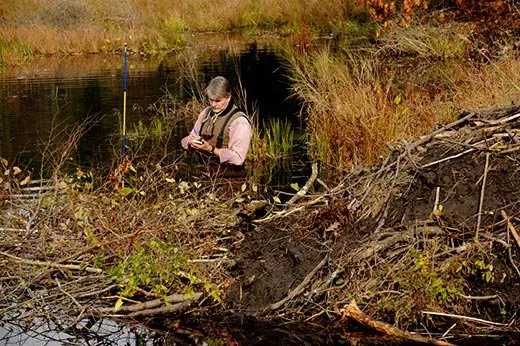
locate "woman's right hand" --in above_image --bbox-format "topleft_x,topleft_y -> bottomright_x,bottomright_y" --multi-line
187,133 -> 202,147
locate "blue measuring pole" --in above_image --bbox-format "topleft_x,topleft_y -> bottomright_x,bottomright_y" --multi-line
122,44 -> 128,160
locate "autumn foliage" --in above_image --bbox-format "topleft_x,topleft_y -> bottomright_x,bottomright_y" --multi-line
357,0 -> 519,27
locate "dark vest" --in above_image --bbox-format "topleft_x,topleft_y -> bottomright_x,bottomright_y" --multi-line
199,102 -> 248,149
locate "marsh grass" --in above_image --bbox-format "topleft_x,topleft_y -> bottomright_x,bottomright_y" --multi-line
289,46 -> 422,166
250,118 -> 295,162
288,31 -> 520,168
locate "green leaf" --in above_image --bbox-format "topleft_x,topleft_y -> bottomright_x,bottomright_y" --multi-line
273,196 -> 281,203
241,183 -> 247,192
290,183 -> 299,191
394,94 -> 402,105
121,186 -> 133,197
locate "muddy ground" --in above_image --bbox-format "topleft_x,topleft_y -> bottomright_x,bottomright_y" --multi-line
224,106 -> 520,336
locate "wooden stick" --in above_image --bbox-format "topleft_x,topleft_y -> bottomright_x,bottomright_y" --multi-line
458,293 -> 498,301
267,256 -> 328,311
476,152 -> 490,239
128,296 -> 201,317
501,210 -> 520,248
0,251 -> 102,273
432,186 -> 440,215
286,162 -> 318,205
422,311 -> 510,327
342,301 -> 455,345
421,148 -> 475,169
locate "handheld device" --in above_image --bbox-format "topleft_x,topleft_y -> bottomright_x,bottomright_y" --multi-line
192,139 -> 203,145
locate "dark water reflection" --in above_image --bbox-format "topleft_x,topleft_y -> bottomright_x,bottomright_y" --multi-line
0,37 -> 302,180
2,316 -> 519,346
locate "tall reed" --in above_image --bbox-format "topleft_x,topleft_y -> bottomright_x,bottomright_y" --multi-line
249,118 -> 294,161
288,46 -> 427,167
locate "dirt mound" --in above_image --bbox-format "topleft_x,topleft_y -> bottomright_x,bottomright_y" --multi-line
227,105 -> 520,334
228,211 -> 330,312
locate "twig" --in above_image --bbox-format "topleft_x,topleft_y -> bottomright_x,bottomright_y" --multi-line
404,111 -> 477,156
501,210 -> 520,248
55,278 -> 82,309
286,162 -> 318,205
374,156 -> 400,232
76,284 -> 119,299
476,153 -> 491,239
421,148 -> 475,169
422,311 -> 510,327
432,186 -> 440,215
485,112 -> 520,126
316,178 -> 331,193
458,293 -> 498,301
501,210 -> 520,278
0,251 -> 102,273
254,196 -> 326,223
267,256 -> 328,311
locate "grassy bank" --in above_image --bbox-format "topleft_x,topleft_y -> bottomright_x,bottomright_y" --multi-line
0,0 -> 369,64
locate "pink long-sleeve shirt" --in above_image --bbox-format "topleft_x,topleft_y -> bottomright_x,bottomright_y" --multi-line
181,108 -> 252,166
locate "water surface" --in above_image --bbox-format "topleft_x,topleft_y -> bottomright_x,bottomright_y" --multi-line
0,36 -> 301,175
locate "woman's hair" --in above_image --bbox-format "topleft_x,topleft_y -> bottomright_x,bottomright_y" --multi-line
205,76 -> 231,100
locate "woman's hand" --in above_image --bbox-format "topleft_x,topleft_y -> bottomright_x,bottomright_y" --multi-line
191,139 -> 213,153
187,133 -> 202,147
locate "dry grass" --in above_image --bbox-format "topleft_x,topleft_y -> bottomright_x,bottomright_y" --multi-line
288,31 -> 520,168
289,46 -> 437,166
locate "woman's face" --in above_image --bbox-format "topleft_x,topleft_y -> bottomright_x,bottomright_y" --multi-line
209,95 -> 231,113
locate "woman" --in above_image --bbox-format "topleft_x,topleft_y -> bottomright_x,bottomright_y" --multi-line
181,76 -> 251,166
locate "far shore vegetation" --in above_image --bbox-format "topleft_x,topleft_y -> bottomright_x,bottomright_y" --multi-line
0,0 -> 369,64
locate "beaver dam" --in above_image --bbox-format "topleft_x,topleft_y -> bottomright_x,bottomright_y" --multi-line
1,105 -> 520,345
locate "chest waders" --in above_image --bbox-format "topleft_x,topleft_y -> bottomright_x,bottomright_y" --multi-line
199,105 -> 248,149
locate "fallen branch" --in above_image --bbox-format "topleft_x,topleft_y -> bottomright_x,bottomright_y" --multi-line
128,296 -> 202,317
95,292 -> 203,314
254,196 -> 326,223
342,300 -> 455,345
501,210 -> 520,248
421,148 -> 475,169
501,210 -> 520,278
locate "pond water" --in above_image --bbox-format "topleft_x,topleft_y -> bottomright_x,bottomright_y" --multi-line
0,35 -> 304,186
2,315 -> 519,346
